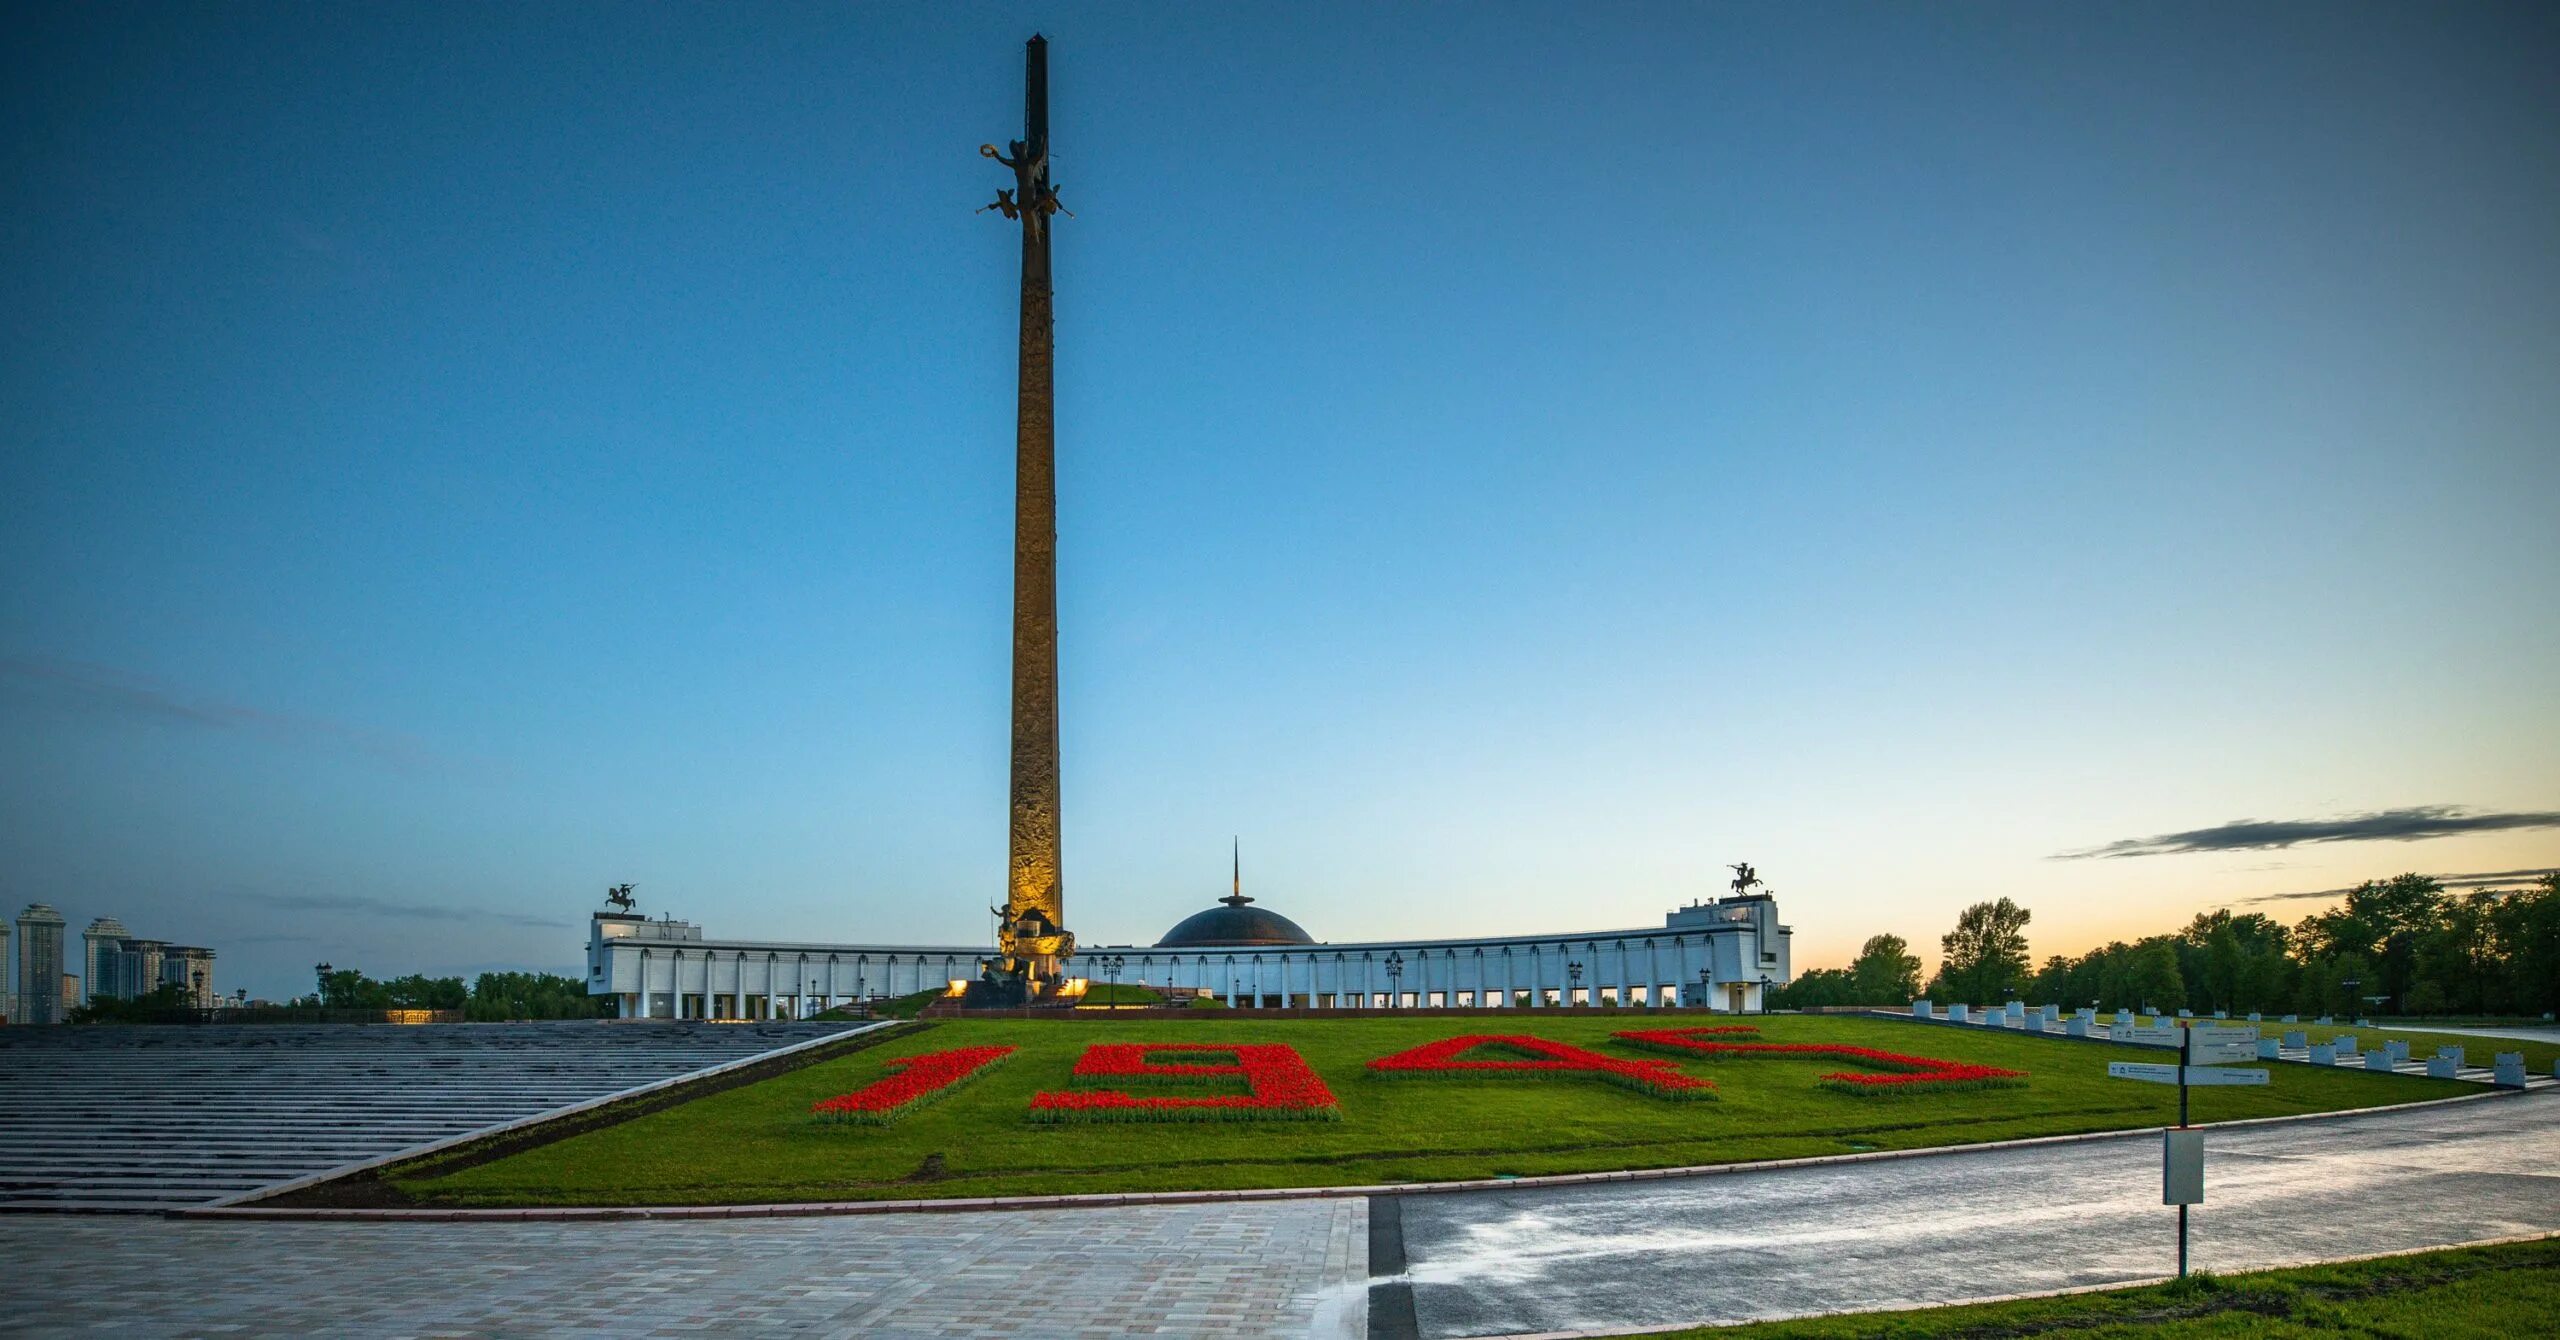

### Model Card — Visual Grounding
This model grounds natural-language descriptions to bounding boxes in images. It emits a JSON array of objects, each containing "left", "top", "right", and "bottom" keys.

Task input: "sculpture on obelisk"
[{"left": 981, "top": 35, "right": 1074, "bottom": 996}]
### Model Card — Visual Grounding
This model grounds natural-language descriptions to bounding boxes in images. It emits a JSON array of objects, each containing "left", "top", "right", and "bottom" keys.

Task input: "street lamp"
[
  {"left": 314, "top": 962, "right": 333, "bottom": 1007},
  {"left": 1101, "top": 954, "right": 1126, "bottom": 1010},
  {"left": 1567, "top": 960, "right": 1585, "bottom": 1008},
  {"left": 808, "top": 977, "right": 820, "bottom": 1019},
  {"left": 2339, "top": 976, "right": 2361, "bottom": 1020},
  {"left": 1697, "top": 966, "right": 1712, "bottom": 1010},
  {"left": 1384, "top": 951, "right": 1405, "bottom": 1009},
  {"left": 1757, "top": 974, "right": 1775, "bottom": 1015}
]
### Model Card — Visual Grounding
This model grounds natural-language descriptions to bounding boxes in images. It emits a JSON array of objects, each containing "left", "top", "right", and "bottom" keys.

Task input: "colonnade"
[{"left": 625, "top": 947, "right": 974, "bottom": 1020}]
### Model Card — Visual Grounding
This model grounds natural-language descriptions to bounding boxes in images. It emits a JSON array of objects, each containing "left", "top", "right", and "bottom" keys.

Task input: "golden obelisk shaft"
[{"left": 986, "top": 35, "right": 1072, "bottom": 987}]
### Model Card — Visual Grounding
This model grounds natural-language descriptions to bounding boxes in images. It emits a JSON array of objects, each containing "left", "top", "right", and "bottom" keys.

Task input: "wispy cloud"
[
  {"left": 0, "top": 655, "right": 457, "bottom": 773},
  {"left": 2236, "top": 867, "right": 2558, "bottom": 906},
  {"left": 2053, "top": 806, "right": 2560, "bottom": 860},
  {"left": 229, "top": 889, "right": 571, "bottom": 930}
]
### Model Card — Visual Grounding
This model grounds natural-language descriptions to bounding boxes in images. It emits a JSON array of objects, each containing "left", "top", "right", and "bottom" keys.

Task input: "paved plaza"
[
  {"left": 1392, "top": 1090, "right": 2560, "bottom": 1337},
  {"left": 0, "top": 1198, "right": 1369, "bottom": 1339},
  {"left": 0, "top": 1020, "right": 862, "bottom": 1211},
  {"left": 0, "top": 1080, "right": 2547, "bottom": 1336}
]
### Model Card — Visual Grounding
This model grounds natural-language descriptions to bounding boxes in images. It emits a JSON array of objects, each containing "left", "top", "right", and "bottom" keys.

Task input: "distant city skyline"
[{"left": 5, "top": 4, "right": 2556, "bottom": 1001}]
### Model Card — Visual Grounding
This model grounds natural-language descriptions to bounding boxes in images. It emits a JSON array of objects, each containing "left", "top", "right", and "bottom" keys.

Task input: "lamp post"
[
  {"left": 314, "top": 962, "right": 333, "bottom": 1008},
  {"left": 1757, "top": 974, "right": 1775, "bottom": 1015},
  {"left": 2339, "top": 975, "right": 2361, "bottom": 1020},
  {"left": 1567, "top": 960, "right": 1585, "bottom": 1008},
  {"left": 1697, "top": 966, "right": 1712, "bottom": 1011},
  {"left": 1101, "top": 954, "right": 1126, "bottom": 1010},
  {"left": 808, "top": 977, "right": 820, "bottom": 1020},
  {"left": 1384, "top": 951, "right": 1405, "bottom": 1009}
]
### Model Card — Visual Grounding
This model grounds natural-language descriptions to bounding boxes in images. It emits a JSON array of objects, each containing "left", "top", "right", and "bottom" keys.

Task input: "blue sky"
[{"left": 5, "top": 3, "right": 2555, "bottom": 1000}]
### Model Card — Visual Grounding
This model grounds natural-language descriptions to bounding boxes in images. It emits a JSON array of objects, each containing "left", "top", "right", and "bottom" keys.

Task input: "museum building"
[{"left": 585, "top": 887, "right": 1791, "bottom": 1019}]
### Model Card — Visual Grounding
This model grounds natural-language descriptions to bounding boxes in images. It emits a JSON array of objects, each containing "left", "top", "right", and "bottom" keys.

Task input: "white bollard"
[
  {"left": 2310, "top": 1044, "right": 2336, "bottom": 1065},
  {"left": 2427, "top": 1056, "right": 2459, "bottom": 1079},
  {"left": 1913, "top": 999, "right": 1932, "bottom": 1019},
  {"left": 2257, "top": 1039, "right": 2280, "bottom": 1060},
  {"left": 2282, "top": 1030, "right": 2307, "bottom": 1048},
  {"left": 1948, "top": 1003, "right": 1969, "bottom": 1023},
  {"left": 2067, "top": 1018, "right": 2089, "bottom": 1038},
  {"left": 2364, "top": 1049, "right": 2393, "bottom": 1072},
  {"left": 2492, "top": 1053, "right": 2526, "bottom": 1089}
]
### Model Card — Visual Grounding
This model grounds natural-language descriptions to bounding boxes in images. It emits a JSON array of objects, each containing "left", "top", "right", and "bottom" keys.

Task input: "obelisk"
[{"left": 982, "top": 35, "right": 1073, "bottom": 991}]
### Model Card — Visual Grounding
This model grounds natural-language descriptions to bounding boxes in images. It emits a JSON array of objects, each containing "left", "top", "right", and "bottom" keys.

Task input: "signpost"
[{"left": 2105, "top": 1022, "right": 2266, "bottom": 1276}]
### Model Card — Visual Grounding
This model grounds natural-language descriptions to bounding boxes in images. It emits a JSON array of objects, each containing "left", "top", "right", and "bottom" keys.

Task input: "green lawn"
[
  {"left": 2098, "top": 1014, "right": 2560, "bottom": 1072},
  {"left": 1628, "top": 1236, "right": 2560, "bottom": 1338},
  {"left": 397, "top": 1014, "right": 2470, "bottom": 1207}
]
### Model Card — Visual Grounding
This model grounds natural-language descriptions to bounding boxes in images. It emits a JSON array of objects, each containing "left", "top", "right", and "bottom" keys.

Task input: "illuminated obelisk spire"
[{"left": 982, "top": 35, "right": 1073, "bottom": 989}]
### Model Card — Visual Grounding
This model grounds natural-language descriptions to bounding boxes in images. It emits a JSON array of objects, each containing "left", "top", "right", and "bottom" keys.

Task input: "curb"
[{"left": 171, "top": 1076, "right": 2539, "bottom": 1223}]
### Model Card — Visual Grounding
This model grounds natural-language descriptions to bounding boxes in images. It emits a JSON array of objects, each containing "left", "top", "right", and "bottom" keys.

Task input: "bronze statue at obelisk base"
[{"left": 968, "top": 35, "right": 1075, "bottom": 1008}]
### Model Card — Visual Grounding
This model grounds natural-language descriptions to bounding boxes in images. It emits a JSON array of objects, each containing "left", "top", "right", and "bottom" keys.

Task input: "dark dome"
[{"left": 1155, "top": 894, "right": 1317, "bottom": 949}]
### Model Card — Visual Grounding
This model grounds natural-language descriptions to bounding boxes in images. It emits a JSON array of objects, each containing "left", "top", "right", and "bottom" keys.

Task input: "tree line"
[
  {"left": 1773, "top": 870, "right": 2559, "bottom": 1019},
  {"left": 303, "top": 967, "right": 608, "bottom": 1020}
]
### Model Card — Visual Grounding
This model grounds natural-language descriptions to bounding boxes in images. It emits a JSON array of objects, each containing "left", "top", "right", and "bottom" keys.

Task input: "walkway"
[
  {"left": 1386, "top": 1090, "right": 2560, "bottom": 1337},
  {"left": 0, "top": 1198, "right": 1369, "bottom": 1339},
  {"left": 0, "top": 1089, "right": 2548, "bottom": 1336},
  {"left": 1884, "top": 1010, "right": 2558, "bottom": 1090},
  {"left": 0, "top": 1020, "right": 860, "bottom": 1211}
]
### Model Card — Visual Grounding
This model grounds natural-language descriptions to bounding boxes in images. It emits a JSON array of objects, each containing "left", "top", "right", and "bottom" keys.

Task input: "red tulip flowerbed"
[
  {"left": 810, "top": 1045, "right": 1017, "bottom": 1125},
  {"left": 1612, "top": 1028, "right": 2028, "bottom": 1095},
  {"left": 1030, "top": 1043, "right": 1341, "bottom": 1123},
  {"left": 807, "top": 1029, "right": 2027, "bottom": 1131},
  {"left": 1367, "top": 1034, "right": 1714, "bottom": 1100}
]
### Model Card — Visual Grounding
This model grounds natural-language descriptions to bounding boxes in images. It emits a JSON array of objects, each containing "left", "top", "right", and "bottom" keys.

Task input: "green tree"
[
  {"left": 2483, "top": 873, "right": 2560, "bottom": 1016},
  {"left": 2121, "top": 939, "right": 2185, "bottom": 1012},
  {"left": 67, "top": 983, "right": 195, "bottom": 1024},
  {"left": 1849, "top": 934, "right": 1923, "bottom": 1003},
  {"left": 1929, "top": 898, "right": 2032, "bottom": 1003},
  {"left": 1769, "top": 967, "right": 1859, "bottom": 1009},
  {"left": 467, "top": 971, "right": 611, "bottom": 1021}
]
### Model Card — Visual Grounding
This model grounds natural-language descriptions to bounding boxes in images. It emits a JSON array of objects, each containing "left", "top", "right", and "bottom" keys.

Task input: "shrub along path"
[{"left": 391, "top": 1014, "right": 2469, "bottom": 1208}]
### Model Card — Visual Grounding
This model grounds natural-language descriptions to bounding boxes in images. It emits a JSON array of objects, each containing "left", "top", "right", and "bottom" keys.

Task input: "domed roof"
[{"left": 1155, "top": 893, "right": 1317, "bottom": 949}]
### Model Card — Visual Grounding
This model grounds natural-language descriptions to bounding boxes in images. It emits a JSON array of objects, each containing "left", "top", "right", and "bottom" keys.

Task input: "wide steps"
[{"left": 0, "top": 1020, "right": 857, "bottom": 1212}]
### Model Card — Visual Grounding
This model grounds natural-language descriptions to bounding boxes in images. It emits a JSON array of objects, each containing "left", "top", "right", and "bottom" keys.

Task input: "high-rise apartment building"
[
  {"left": 80, "top": 917, "right": 130, "bottom": 1005},
  {"left": 15, "top": 905, "right": 68, "bottom": 1025}
]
